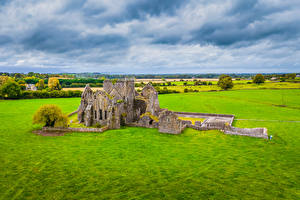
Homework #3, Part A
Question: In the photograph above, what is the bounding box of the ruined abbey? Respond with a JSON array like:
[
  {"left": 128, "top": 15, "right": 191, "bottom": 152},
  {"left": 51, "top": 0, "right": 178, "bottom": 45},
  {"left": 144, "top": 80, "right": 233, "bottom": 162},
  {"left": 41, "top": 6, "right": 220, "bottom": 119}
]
[{"left": 77, "top": 79, "right": 268, "bottom": 138}]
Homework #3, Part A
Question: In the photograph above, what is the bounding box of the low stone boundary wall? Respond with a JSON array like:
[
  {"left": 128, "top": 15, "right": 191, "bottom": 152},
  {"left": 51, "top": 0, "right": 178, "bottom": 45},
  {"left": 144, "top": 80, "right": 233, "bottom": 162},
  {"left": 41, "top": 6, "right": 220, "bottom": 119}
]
[
  {"left": 174, "top": 111, "right": 234, "bottom": 118},
  {"left": 42, "top": 126, "right": 108, "bottom": 133},
  {"left": 186, "top": 124, "right": 268, "bottom": 139},
  {"left": 174, "top": 111, "right": 235, "bottom": 125},
  {"left": 187, "top": 124, "right": 220, "bottom": 131},
  {"left": 223, "top": 126, "right": 268, "bottom": 139}
]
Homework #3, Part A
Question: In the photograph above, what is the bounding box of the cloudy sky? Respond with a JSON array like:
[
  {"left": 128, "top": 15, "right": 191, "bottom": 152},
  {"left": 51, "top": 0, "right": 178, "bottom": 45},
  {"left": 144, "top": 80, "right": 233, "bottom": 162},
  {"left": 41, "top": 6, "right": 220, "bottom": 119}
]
[{"left": 0, "top": 0, "right": 300, "bottom": 73}]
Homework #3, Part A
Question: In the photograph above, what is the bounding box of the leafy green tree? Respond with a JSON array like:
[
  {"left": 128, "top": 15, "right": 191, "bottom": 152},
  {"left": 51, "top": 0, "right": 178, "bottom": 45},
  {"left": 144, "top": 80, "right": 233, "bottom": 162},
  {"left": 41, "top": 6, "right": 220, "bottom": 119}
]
[
  {"left": 48, "top": 78, "right": 61, "bottom": 90},
  {"left": 33, "top": 104, "right": 68, "bottom": 127},
  {"left": 14, "top": 73, "right": 24, "bottom": 80},
  {"left": 36, "top": 79, "right": 45, "bottom": 90},
  {"left": 253, "top": 74, "right": 265, "bottom": 84},
  {"left": 285, "top": 73, "right": 296, "bottom": 79},
  {"left": 17, "top": 80, "right": 26, "bottom": 90},
  {"left": 27, "top": 72, "right": 35, "bottom": 77},
  {"left": 0, "top": 76, "right": 12, "bottom": 86},
  {"left": 217, "top": 75, "right": 233, "bottom": 90},
  {"left": 0, "top": 80, "right": 21, "bottom": 98}
]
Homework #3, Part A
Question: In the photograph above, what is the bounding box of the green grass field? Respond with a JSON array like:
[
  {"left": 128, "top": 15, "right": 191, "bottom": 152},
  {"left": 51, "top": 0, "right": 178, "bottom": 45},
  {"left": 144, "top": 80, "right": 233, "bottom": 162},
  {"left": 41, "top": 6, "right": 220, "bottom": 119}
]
[
  {"left": 159, "top": 81, "right": 300, "bottom": 92},
  {"left": 0, "top": 89, "right": 299, "bottom": 199}
]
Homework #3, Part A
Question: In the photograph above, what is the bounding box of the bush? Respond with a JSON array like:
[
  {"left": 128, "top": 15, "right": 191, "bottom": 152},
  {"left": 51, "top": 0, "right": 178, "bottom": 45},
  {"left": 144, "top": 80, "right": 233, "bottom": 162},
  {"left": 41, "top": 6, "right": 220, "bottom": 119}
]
[
  {"left": 155, "top": 87, "right": 179, "bottom": 94},
  {"left": 0, "top": 80, "right": 21, "bottom": 99},
  {"left": 20, "top": 90, "right": 82, "bottom": 99},
  {"left": 184, "top": 88, "right": 188, "bottom": 93},
  {"left": 217, "top": 75, "right": 233, "bottom": 90},
  {"left": 33, "top": 104, "right": 68, "bottom": 127},
  {"left": 253, "top": 74, "right": 265, "bottom": 84}
]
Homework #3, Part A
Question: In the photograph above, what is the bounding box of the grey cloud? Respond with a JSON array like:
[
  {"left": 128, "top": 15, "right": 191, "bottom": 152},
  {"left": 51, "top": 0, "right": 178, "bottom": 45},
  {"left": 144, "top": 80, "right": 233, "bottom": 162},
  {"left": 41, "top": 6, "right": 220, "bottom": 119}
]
[
  {"left": 21, "top": 23, "right": 129, "bottom": 53},
  {"left": 0, "top": 0, "right": 299, "bottom": 73}
]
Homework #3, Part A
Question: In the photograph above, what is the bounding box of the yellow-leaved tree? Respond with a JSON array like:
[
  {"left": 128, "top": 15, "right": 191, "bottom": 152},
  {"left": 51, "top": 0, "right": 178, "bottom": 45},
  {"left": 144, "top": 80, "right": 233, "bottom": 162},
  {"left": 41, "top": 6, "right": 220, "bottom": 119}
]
[
  {"left": 48, "top": 77, "right": 61, "bottom": 90},
  {"left": 33, "top": 104, "right": 68, "bottom": 127}
]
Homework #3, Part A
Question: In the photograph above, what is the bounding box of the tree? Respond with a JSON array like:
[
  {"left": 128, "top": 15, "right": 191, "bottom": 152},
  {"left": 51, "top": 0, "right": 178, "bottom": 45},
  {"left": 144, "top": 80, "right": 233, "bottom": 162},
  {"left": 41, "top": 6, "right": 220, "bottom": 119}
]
[
  {"left": 33, "top": 104, "right": 68, "bottom": 127},
  {"left": 27, "top": 72, "right": 35, "bottom": 77},
  {"left": 253, "top": 74, "right": 265, "bottom": 84},
  {"left": 0, "top": 76, "right": 11, "bottom": 86},
  {"left": 14, "top": 73, "right": 24, "bottom": 80},
  {"left": 17, "top": 80, "right": 26, "bottom": 90},
  {"left": 217, "top": 75, "right": 233, "bottom": 90},
  {"left": 0, "top": 80, "right": 21, "bottom": 98},
  {"left": 36, "top": 79, "right": 45, "bottom": 90},
  {"left": 285, "top": 73, "right": 296, "bottom": 79},
  {"left": 48, "top": 78, "right": 61, "bottom": 90}
]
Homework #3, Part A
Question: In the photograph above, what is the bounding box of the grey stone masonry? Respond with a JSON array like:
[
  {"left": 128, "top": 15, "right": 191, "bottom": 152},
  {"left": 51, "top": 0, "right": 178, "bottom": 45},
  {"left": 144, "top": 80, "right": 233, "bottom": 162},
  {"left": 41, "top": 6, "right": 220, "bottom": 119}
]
[
  {"left": 42, "top": 126, "right": 108, "bottom": 133},
  {"left": 73, "top": 80, "right": 268, "bottom": 138},
  {"left": 223, "top": 126, "right": 268, "bottom": 139}
]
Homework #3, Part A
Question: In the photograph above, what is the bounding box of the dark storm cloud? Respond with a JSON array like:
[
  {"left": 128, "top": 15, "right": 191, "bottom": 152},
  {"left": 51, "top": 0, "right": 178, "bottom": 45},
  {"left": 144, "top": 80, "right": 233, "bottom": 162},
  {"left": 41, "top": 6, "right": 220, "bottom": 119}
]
[
  {"left": 188, "top": 0, "right": 300, "bottom": 46},
  {"left": 125, "top": 0, "right": 185, "bottom": 19},
  {"left": 0, "top": 0, "right": 299, "bottom": 73},
  {"left": 22, "top": 23, "right": 128, "bottom": 53}
]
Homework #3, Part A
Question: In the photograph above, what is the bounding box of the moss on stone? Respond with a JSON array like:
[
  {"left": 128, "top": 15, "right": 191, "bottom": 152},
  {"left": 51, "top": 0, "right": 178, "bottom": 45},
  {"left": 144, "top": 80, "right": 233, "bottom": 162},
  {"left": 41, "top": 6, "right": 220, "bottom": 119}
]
[{"left": 140, "top": 112, "right": 159, "bottom": 122}]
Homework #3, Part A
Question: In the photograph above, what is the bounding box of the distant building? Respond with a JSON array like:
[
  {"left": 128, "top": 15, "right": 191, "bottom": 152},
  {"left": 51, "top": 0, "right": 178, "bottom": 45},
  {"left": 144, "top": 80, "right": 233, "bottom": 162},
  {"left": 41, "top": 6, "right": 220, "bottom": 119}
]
[
  {"left": 270, "top": 77, "right": 277, "bottom": 80},
  {"left": 26, "top": 84, "right": 37, "bottom": 91}
]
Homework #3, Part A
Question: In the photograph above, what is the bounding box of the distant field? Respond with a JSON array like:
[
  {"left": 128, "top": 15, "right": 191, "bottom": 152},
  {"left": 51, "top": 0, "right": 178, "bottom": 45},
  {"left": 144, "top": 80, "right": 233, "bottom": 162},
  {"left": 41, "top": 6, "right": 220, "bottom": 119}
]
[
  {"left": 0, "top": 89, "right": 299, "bottom": 199},
  {"left": 62, "top": 81, "right": 300, "bottom": 92},
  {"left": 135, "top": 78, "right": 220, "bottom": 83},
  {"left": 160, "top": 81, "right": 300, "bottom": 92}
]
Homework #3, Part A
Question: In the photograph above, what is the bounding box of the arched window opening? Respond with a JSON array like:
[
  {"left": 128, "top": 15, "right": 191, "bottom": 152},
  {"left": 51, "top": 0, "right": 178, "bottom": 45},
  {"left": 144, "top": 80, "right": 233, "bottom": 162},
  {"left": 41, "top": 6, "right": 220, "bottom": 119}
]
[{"left": 99, "top": 109, "right": 103, "bottom": 120}]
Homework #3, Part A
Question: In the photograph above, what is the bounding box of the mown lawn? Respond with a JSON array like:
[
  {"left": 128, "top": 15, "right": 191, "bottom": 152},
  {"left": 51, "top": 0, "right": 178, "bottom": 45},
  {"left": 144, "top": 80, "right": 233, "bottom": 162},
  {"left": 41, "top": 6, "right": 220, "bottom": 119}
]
[{"left": 0, "top": 89, "right": 299, "bottom": 199}]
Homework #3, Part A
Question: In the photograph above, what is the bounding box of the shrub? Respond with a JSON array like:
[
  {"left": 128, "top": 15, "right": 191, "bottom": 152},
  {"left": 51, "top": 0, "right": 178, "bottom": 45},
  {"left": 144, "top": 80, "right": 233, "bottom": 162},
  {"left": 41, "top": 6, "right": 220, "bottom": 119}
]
[
  {"left": 253, "top": 74, "right": 265, "bottom": 84},
  {"left": 217, "top": 75, "right": 233, "bottom": 90},
  {"left": 0, "top": 80, "right": 21, "bottom": 98},
  {"left": 184, "top": 88, "right": 188, "bottom": 93},
  {"left": 33, "top": 104, "right": 68, "bottom": 127}
]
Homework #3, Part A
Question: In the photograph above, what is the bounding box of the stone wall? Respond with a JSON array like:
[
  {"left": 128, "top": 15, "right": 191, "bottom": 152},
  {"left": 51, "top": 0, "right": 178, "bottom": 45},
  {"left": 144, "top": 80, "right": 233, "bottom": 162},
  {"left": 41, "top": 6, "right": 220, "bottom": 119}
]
[
  {"left": 223, "top": 126, "right": 268, "bottom": 139},
  {"left": 158, "top": 110, "right": 185, "bottom": 134},
  {"left": 42, "top": 126, "right": 108, "bottom": 133}
]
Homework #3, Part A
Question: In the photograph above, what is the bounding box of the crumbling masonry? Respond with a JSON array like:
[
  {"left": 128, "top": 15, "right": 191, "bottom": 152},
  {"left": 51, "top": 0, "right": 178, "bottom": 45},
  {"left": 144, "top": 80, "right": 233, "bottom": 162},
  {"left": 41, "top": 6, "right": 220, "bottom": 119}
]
[{"left": 77, "top": 80, "right": 268, "bottom": 139}]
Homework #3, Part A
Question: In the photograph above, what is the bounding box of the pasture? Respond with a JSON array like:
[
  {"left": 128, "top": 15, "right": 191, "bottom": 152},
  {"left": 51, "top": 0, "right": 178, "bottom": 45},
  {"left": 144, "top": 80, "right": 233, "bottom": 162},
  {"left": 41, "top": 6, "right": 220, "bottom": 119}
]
[{"left": 0, "top": 89, "right": 299, "bottom": 199}]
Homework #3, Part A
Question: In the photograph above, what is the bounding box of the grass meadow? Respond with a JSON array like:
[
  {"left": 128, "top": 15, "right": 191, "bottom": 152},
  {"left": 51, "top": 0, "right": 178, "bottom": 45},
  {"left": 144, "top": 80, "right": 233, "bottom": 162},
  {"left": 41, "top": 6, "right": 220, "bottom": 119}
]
[
  {"left": 63, "top": 81, "right": 300, "bottom": 92},
  {"left": 0, "top": 89, "right": 299, "bottom": 199}
]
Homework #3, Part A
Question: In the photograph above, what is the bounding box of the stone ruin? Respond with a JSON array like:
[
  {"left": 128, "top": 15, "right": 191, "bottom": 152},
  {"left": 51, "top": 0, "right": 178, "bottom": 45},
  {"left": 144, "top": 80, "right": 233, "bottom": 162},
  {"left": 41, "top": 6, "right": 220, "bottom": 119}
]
[{"left": 77, "top": 79, "right": 268, "bottom": 139}]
